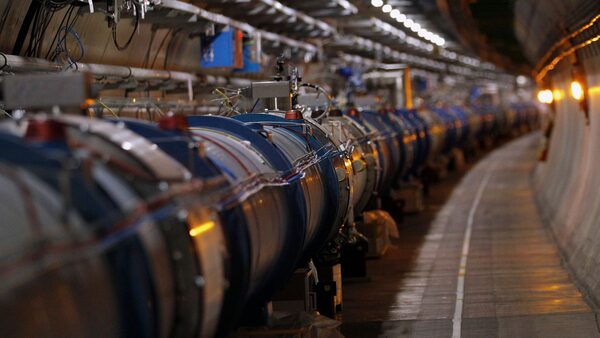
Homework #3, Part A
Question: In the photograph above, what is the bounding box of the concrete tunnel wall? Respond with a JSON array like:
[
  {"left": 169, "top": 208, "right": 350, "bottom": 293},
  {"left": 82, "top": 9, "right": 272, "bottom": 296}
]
[{"left": 533, "top": 52, "right": 600, "bottom": 306}]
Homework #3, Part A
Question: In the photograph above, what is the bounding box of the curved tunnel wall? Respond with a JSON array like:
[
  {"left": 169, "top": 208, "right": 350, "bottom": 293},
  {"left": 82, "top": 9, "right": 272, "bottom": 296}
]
[
  {"left": 533, "top": 59, "right": 600, "bottom": 305},
  {"left": 515, "top": 0, "right": 600, "bottom": 306}
]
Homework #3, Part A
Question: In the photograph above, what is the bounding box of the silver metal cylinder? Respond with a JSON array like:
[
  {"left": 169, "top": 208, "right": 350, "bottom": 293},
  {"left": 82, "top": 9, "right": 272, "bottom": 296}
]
[
  {"left": 189, "top": 127, "right": 291, "bottom": 296},
  {"left": 418, "top": 109, "right": 446, "bottom": 164},
  {"left": 321, "top": 115, "right": 379, "bottom": 214},
  {"left": 0, "top": 164, "right": 120, "bottom": 338}
]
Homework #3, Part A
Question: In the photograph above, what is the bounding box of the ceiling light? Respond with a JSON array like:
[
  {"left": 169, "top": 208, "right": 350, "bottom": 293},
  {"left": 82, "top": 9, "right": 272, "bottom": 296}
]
[
  {"left": 396, "top": 14, "right": 406, "bottom": 22},
  {"left": 390, "top": 9, "right": 400, "bottom": 18},
  {"left": 404, "top": 18, "right": 414, "bottom": 28},
  {"left": 371, "top": 0, "right": 383, "bottom": 7},
  {"left": 410, "top": 23, "right": 421, "bottom": 32},
  {"left": 570, "top": 81, "right": 584, "bottom": 101},
  {"left": 382, "top": 4, "right": 392, "bottom": 13},
  {"left": 552, "top": 89, "right": 564, "bottom": 101},
  {"left": 537, "top": 89, "right": 553, "bottom": 104}
]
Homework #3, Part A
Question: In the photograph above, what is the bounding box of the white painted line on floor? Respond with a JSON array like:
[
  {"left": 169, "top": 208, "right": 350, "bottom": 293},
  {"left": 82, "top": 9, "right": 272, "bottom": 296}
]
[{"left": 451, "top": 163, "right": 497, "bottom": 338}]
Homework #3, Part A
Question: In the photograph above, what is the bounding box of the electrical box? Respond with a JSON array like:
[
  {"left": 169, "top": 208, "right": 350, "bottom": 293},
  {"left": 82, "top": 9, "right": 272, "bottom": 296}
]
[
  {"left": 234, "top": 34, "right": 261, "bottom": 73},
  {"left": 2, "top": 72, "right": 91, "bottom": 109},
  {"left": 200, "top": 28, "right": 244, "bottom": 68}
]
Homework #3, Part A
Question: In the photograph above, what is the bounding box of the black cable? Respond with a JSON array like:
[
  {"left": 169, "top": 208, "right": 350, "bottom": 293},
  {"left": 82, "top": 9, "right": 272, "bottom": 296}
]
[
  {"left": 45, "top": 4, "right": 78, "bottom": 59},
  {"left": 249, "top": 99, "right": 260, "bottom": 113},
  {"left": 23, "top": 3, "right": 43, "bottom": 56},
  {"left": 142, "top": 29, "right": 157, "bottom": 68},
  {"left": 45, "top": 7, "right": 71, "bottom": 58},
  {"left": 33, "top": 7, "right": 56, "bottom": 57},
  {"left": 112, "top": 6, "right": 140, "bottom": 51},
  {"left": 53, "top": 26, "right": 85, "bottom": 68},
  {"left": 25, "top": 0, "right": 61, "bottom": 58},
  {"left": 163, "top": 28, "right": 182, "bottom": 69},
  {"left": 0, "top": 2, "right": 13, "bottom": 35},
  {"left": 149, "top": 28, "right": 173, "bottom": 68},
  {"left": 13, "top": 1, "right": 42, "bottom": 54},
  {"left": 36, "top": 0, "right": 75, "bottom": 11}
]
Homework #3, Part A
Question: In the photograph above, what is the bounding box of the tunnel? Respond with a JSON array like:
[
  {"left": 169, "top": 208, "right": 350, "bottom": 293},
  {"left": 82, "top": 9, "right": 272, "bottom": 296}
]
[{"left": 0, "top": 0, "right": 599, "bottom": 337}]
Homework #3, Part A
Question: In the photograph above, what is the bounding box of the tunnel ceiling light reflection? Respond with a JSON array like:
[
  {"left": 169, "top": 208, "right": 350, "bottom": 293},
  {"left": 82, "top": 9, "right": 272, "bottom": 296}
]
[
  {"left": 373, "top": 1, "right": 446, "bottom": 47},
  {"left": 371, "top": 0, "right": 383, "bottom": 7}
]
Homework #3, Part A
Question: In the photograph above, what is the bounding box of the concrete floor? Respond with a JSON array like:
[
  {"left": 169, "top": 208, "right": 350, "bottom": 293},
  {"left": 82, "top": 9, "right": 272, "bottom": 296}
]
[{"left": 340, "top": 134, "right": 600, "bottom": 338}]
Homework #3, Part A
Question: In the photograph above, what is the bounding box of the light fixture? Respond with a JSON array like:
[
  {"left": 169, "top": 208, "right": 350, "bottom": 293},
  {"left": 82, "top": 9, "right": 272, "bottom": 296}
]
[
  {"left": 432, "top": 36, "right": 445, "bottom": 46},
  {"left": 390, "top": 9, "right": 400, "bottom": 18},
  {"left": 569, "top": 60, "right": 589, "bottom": 124},
  {"left": 537, "top": 89, "right": 553, "bottom": 104},
  {"left": 382, "top": 4, "right": 392, "bottom": 13},
  {"left": 410, "top": 23, "right": 421, "bottom": 32},
  {"left": 516, "top": 75, "right": 528, "bottom": 86},
  {"left": 552, "top": 89, "right": 564, "bottom": 101},
  {"left": 371, "top": 0, "right": 383, "bottom": 7},
  {"left": 570, "top": 81, "right": 584, "bottom": 101},
  {"left": 404, "top": 18, "right": 414, "bottom": 28},
  {"left": 396, "top": 13, "right": 406, "bottom": 22}
]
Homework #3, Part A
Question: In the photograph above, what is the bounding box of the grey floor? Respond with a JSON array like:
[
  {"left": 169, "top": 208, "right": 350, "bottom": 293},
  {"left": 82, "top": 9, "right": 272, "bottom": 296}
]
[{"left": 340, "top": 134, "right": 600, "bottom": 338}]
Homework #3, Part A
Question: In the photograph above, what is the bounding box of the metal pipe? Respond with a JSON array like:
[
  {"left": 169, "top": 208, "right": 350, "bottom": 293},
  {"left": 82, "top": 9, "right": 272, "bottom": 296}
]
[
  {"left": 1, "top": 54, "right": 62, "bottom": 72},
  {"left": 1, "top": 54, "right": 198, "bottom": 84}
]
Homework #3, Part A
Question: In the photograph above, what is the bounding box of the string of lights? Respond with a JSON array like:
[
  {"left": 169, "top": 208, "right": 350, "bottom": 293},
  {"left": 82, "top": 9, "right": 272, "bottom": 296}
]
[
  {"left": 533, "top": 13, "right": 600, "bottom": 75},
  {"left": 533, "top": 11, "right": 600, "bottom": 114},
  {"left": 370, "top": 0, "right": 445, "bottom": 47},
  {"left": 535, "top": 34, "right": 600, "bottom": 84}
]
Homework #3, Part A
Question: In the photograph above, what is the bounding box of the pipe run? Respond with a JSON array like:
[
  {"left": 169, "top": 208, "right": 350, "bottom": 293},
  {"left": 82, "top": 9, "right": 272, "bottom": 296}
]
[{"left": 0, "top": 53, "right": 197, "bottom": 100}]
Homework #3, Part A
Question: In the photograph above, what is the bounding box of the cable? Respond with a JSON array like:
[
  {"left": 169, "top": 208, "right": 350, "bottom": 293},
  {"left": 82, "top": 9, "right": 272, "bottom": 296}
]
[
  {"left": 300, "top": 82, "right": 333, "bottom": 120},
  {"left": 142, "top": 29, "right": 157, "bottom": 68},
  {"left": 0, "top": 108, "right": 12, "bottom": 119},
  {"left": 36, "top": 0, "right": 75, "bottom": 11},
  {"left": 45, "top": 4, "right": 79, "bottom": 59},
  {"left": 0, "top": 1, "right": 13, "bottom": 35},
  {"left": 27, "top": 0, "right": 77, "bottom": 58},
  {"left": 96, "top": 100, "right": 120, "bottom": 118},
  {"left": 51, "top": 26, "right": 85, "bottom": 69},
  {"left": 112, "top": 6, "right": 140, "bottom": 51},
  {"left": 13, "top": 1, "right": 42, "bottom": 55},
  {"left": 149, "top": 29, "right": 173, "bottom": 69},
  {"left": 24, "top": 2, "right": 44, "bottom": 56},
  {"left": 163, "top": 29, "right": 183, "bottom": 69}
]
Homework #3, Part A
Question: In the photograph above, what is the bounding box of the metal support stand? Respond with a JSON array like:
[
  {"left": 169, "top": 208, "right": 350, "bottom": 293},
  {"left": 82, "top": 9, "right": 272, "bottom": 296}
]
[
  {"left": 272, "top": 267, "right": 317, "bottom": 313},
  {"left": 390, "top": 181, "right": 424, "bottom": 214},
  {"left": 340, "top": 234, "right": 368, "bottom": 279},
  {"left": 316, "top": 263, "right": 342, "bottom": 317},
  {"left": 240, "top": 302, "right": 273, "bottom": 327}
]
